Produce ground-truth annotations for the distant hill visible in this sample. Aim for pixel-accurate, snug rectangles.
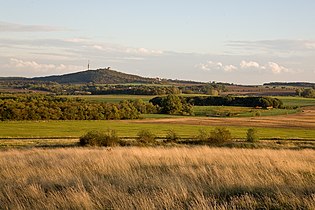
[31,68,159,84]
[0,68,202,85]
[264,82,315,87]
[0,77,27,81]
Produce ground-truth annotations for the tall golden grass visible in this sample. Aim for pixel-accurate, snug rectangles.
[0,147,314,209]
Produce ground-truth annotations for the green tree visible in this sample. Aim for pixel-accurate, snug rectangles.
[209,127,232,143]
[246,128,258,142]
[161,94,183,114]
[301,88,315,98]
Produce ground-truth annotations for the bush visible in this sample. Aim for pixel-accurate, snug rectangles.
[137,129,156,144]
[79,129,120,147]
[165,129,180,142]
[209,127,232,143]
[196,129,210,141]
[254,111,261,117]
[246,128,258,142]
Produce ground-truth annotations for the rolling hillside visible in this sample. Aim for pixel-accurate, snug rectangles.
[32,68,158,84]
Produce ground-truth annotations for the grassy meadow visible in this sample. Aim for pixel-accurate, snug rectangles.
[66,94,315,107]
[277,96,315,107]
[64,94,155,103]
[1,120,315,140]
[0,147,314,209]
[193,106,299,117]
[1,94,315,209]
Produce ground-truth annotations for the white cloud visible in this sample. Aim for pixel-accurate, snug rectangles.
[267,62,289,74]
[304,41,315,49]
[125,47,163,55]
[240,60,261,69]
[239,60,291,74]
[224,65,237,72]
[8,58,82,73]
[92,45,104,50]
[64,38,89,43]
[196,61,237,72]
[197,60,292,75]
[0,21,66,32]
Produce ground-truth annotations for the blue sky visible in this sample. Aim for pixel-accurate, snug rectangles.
[1,0,315,84]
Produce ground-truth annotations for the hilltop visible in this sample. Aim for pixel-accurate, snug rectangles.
[32,68,158,84]
[0,68,203,85]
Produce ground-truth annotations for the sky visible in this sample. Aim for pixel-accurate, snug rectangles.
[1,0,315,84]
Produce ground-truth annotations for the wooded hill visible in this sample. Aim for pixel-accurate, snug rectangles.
[32,68,158,84]
[0,68,203,85]
[264,82,315,88]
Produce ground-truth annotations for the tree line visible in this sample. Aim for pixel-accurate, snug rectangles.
[0,95,157,121]
[1,80,227,96]
[296,88,315,98]
[150,95,283,109]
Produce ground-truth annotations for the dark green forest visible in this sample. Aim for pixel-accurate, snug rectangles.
[150,95,283,108]
[0,95,157,121]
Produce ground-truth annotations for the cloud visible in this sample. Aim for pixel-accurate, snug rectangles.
[125,47,163,55]
[223,65,237,72]
[197,60,292,75]
[64,38,89,43]
[196,61,237,72]
[228,39,315,56]
[0,37,164,63]
[8,58,82,73]
[0,21,66,32]
[304,42,315,49]
[267,62,289,74]
[239,60,291,74]
[240,60,262,69]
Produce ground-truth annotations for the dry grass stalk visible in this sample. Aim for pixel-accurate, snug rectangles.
[0,147,314,209]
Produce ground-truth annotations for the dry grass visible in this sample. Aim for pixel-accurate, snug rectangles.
[0,147,314,209]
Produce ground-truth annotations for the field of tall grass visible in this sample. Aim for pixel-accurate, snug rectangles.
[0,147,314,209]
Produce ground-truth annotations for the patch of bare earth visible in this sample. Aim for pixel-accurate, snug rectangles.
[134,106,315,129]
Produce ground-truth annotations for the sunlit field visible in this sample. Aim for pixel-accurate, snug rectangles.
[1,120,315,140]
[0,147,314,209]
[193,105,298,117]
[63,94,155,104]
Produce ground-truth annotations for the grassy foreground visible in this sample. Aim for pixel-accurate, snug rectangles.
[0,147,314,209]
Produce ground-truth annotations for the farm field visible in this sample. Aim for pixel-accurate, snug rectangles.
[64,94,156,103]
[67,94,315,106]
[193,106,299,117]
[139,106,315,129]
[0,147,314,209]
[1,94,315,149]
[1,116,315,140]
[277,96,315,107]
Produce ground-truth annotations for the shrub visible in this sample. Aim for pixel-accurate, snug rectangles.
[196,129,210,141]
[209,127,232,143]
[246,128,258,142]
[254,111,261,117]
[165,129,180,142]
[79,129,120,147]
[137,129,156,144]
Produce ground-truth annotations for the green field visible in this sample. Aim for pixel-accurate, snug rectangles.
[1,120,315,140]
[277,96,315,107]
[193,106,298,117]
[63,95,156,103]
[67,94,315,107]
